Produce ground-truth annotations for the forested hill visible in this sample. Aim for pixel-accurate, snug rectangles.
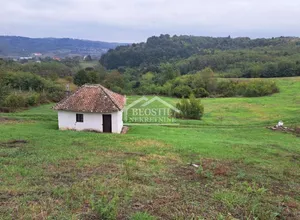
[100,34,300,69]
[0,36,127,58]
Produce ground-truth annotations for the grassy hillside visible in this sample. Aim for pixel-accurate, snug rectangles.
[0,77,299,219]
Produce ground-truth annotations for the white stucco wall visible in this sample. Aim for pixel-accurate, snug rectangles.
[57,110,123,133]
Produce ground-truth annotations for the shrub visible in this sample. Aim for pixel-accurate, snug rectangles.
[237,80,279,97]
[216,80,238,97]
[216,79,279,97]
[4,93,26,110]
[39,92,49,104]
[173,85,192,98]
[48,72,59,81]
[173,94,204,120]
[193,87,209,98]
[0,82,10,105]
[46,90,65,102]
[25,93,40,106]
[44,83,65,102]
[64,76,73,83]
[2,71,64,96]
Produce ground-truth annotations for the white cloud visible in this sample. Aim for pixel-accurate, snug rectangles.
[1,0,300,42]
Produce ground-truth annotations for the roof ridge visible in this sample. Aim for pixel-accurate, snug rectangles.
[99,85,122,111]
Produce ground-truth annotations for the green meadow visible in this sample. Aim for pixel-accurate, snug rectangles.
[0,77,300,219]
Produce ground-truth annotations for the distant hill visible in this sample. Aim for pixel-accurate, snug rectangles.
[0,36,128,58]
[100,34,300,69]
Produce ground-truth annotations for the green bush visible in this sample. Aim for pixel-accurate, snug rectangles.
[39,92,50,104]
[0,71,65,108]
[216,80,238,97]
[0,82,10,105]
[25,93,40,106]
[4,93,26,110]
[193,87,209,98]
[2,71,64,97]
[173,94,204,120]
[173,85,193,98]
[3,71,45,91]
[236,80,279,97]
[64,76,73,83]
[44,83,65,102]
[216,79,279,97]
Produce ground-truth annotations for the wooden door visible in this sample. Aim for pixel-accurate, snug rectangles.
[103,114,112,133]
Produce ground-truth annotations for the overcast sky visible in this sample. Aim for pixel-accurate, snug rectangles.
[1,0,300,43]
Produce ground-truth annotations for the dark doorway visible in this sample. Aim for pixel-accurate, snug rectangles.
[103,114,112,133]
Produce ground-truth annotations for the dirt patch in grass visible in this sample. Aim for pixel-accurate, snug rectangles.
[44,159,122,187]
[124,152,146,157]
[173,165,201,181]
[0,139,28,148]
[0,117,18,122]
[0,117,33,124]
[201,158,232,176]
[140,153,181,164]
[91,150,152,162]
[79,164,121,178]
[177,158,233,179]
[128,139,171,149]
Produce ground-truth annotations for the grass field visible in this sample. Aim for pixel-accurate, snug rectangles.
[0,78,300,219]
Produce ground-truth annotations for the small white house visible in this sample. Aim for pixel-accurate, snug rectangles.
[54,84,126,133]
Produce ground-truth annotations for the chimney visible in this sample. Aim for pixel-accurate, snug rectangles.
[65,84,71,97]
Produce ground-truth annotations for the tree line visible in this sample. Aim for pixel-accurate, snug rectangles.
[100,34,297,70]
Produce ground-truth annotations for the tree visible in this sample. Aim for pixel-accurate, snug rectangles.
[73,70,90,86]
[87,71,100,84]
[103,71,125,92]
[157,63,180,85]
[199,68,217,93]
[138,72,157,94]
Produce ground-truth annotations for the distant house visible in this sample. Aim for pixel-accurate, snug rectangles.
[54,84,126,133]
[53,56,61,61]
[33,53,42,57]
[19,56,33,60]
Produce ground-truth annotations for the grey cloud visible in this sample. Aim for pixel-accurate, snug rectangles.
[1,0,300,42]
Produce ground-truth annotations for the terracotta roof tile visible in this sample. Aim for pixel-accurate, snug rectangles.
[54,84,126,113]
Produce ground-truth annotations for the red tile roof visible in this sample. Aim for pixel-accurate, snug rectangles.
[54,84,126,113]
